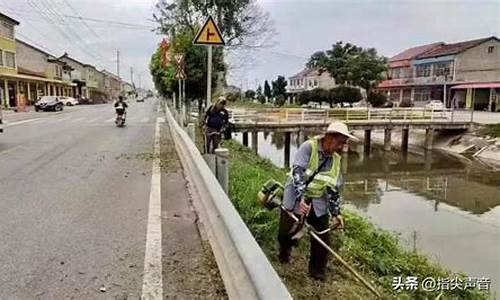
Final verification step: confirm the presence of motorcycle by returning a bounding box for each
[115,110,126,127]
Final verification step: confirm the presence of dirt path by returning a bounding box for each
[160,120,227,299]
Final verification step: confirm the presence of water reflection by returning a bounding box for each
[233,131,500,294]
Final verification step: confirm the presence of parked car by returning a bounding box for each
[35,96,64,112]
[59,96,78,106]
[425,100,444,111]
[136,97,144,102]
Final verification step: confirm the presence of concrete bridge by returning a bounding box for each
[231,107,472,168]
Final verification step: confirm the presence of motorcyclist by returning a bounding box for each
[114,96,128,124]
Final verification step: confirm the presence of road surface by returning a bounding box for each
[0,99,225,299]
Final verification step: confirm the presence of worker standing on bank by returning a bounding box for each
[203,96,229,154]
[278,121,358,281]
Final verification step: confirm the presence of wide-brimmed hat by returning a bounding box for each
[324,121,359,141]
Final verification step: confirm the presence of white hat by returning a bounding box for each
[325,121,359,141]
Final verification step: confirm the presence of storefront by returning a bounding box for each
[451,82,500,112]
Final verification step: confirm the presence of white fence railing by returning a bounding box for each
[229,107,473,124]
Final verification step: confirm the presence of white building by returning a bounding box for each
[286,68,336,103]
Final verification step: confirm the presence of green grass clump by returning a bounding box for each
[225,140,487,299]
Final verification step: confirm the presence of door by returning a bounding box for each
[7,81,16,108]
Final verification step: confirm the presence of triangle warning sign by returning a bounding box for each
[193,16,225,46]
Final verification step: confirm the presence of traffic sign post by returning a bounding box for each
[193,16,225,108]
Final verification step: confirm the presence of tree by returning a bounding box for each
[256,85,265,104]
[307,41,387,94]
[330,86,363,104]
[149,28,225,103]
[271,76,287,99]
[153,0,275,49]
[367,91,387,107]
[245,89,256,99]
[309,88,329,105]
[264,80,271,101]
[275,95,286,107]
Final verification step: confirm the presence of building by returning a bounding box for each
[59,53,89,100]
[102,70,121,101]
[16,39,75,104]
[378,36,500,111]
[0,12,19,109]
[286,68,336,102]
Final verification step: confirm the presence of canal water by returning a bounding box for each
[233,131,500,296]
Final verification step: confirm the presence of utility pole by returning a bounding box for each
[130,67,134,86]
[117,49,120,77]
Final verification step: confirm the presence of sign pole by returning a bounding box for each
[207,45,213,109]
[178,78,182,110]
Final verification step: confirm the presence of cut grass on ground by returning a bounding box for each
[224,140,487,300]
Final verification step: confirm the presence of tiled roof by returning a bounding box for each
[390,42,443,62]
[416,36,498,59]
[289,68,325,79]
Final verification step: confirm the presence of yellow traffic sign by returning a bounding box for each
[193,16,225,46]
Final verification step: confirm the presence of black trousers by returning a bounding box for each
[278,207,331,276]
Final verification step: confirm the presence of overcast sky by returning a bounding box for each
[0,0,498,91]
[0,0,159,89]
[230,0,499,90]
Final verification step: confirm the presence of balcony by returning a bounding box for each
[379,75,454,88]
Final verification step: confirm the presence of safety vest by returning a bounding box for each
[302,138,341,199]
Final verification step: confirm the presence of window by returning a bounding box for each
[488,46,494,53]
[0,49,3,66]
[434,61,453,77]
[391,68,401,79]
[314,79,318,87]
[5,51,15,68]
[414,88,431,102]
[415,64,431,77]
[0,22,14,39]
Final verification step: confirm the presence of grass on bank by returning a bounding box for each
[479,123,500,138]
[223,140,487,300]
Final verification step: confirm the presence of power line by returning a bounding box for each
[0,6,152,29]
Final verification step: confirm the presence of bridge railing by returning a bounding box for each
[229,107,473,124]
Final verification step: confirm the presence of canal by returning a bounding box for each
[233,131,500,296]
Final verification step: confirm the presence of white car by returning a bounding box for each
[59,96,79,106]
[425,100,444,111]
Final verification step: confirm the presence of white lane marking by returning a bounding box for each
[141,117,163,299]
[5,118,41,127]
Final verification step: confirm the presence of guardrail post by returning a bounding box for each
[431,108,434,121]
[187,123,196,143]
[301,110,305,121]
[367,108,371,120]
[285,109,289,121]
[203,154,216,175]
[215,148,229,194]
[346,109,349,121]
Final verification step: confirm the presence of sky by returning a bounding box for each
[228,0,499,90]
[0,0,159,90]
[0,0,497,92]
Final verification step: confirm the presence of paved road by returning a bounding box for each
[0,100,224,299]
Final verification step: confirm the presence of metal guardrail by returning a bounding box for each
[229,107,473,124]
[164,102,292,300]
